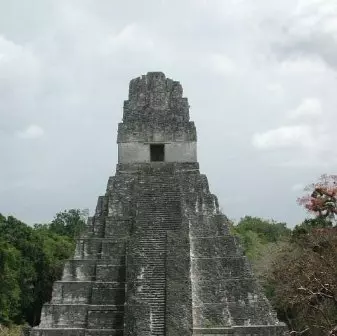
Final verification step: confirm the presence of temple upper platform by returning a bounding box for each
[117,72,197,164]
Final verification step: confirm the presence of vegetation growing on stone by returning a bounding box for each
[0,325,22,336]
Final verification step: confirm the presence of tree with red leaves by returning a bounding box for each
[297,174,337,224]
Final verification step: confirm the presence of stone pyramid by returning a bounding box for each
[32,72,288,336]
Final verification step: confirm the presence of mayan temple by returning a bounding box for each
[32,72,287,336]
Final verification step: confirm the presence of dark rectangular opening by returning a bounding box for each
[150,144,165,162]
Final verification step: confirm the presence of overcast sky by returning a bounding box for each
[1,0,336,226]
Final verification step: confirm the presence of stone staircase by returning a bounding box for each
[130,171,182,336]
[135,233,167,336]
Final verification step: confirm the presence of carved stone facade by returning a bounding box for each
[32,72,288,336]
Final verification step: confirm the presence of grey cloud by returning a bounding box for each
[0,0,336,226]
[267,0,337,70]
[275,33,337,69]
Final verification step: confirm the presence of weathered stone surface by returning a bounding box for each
[32,72,287,336]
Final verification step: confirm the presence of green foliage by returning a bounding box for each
[28,228,74,325]
[235,216,291,243]
[233,216,291,261]
[245,212,337,335]
[0,209,82,326]
[0,215,45,325]
[0,241,21,325]
[292,216,332,239]
[49,209,86,239]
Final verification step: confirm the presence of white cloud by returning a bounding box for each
[0,35,41,125]
[0,35,41,84]
[16,124,45,139]
[291,183,304,192]
[278,56,328,73]
[267,83,284,96]
[209,53,237,75]
[287,98,323,120]
[294,0,337,35]
[252,125,314,150]
[104,23,155,54]
[275,0,337,69]
[294,0,337,33]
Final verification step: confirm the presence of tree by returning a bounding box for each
[235,216,290,243]
[292,217,333,239]
[233,216,291,260]
[0,215,43,325]
[297,175,337,224]
[0,213,76,326]
[30,227,74,325]
[48,209,87,239]
[0,240,21,325]
[268,228,337,335]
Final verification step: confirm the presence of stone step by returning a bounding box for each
[142,299,165,303]
[138,191,178,194]
[132,244,166,247]
[39,304,124,329]
[136,239,167,241]
[136,246,166,249]
[51,281,125,305]
[193,325,288,335]
[136,236,168,239]
[137,262,165,266]
[140,294,165,297]
[137,218,181,220]
[139,197,178,200]
[136,245,166,249]
[136,241,166,244]
[141,278,165,281]
[136,234,168,237]
[136,242,166,244]
[137,201,180,204]
[134,251,166,255]
[151,311,165,315]
[135,250,166,253]
[62,261,125,282]
[141,288,165,291]
[138,190,177,192]
[31,328,124,336]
